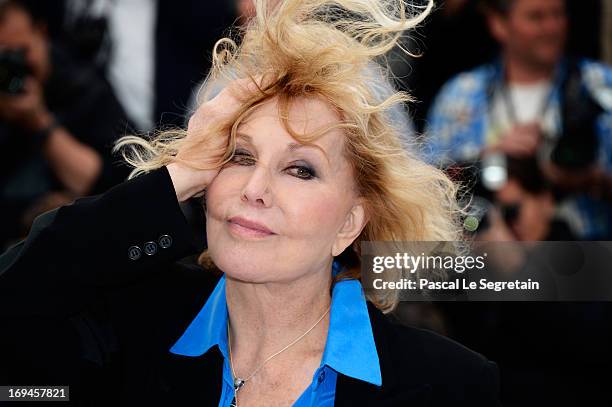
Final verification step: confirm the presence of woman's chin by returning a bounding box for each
[223,270,269,284]
[211,254,273,283]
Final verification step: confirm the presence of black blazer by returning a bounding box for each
[0,166,500,406]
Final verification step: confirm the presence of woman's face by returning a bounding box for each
[205,96,366,283]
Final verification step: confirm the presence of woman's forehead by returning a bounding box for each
[243,95,340,126]
[238,96,346,151]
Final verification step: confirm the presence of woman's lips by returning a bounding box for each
[228,217,275,238]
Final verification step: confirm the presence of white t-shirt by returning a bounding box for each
[488,80,555,144]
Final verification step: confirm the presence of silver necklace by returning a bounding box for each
[227,304,331,406]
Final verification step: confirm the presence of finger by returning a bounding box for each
[224,75,273,102]
[513,122,538,134]
[523,122,541,132]
[506,144,533,158]
[502,139,528,154]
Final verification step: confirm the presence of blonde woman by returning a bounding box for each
[0,0,500,405]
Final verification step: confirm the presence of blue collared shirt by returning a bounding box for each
[169,264,382,406]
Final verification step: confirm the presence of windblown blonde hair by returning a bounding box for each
[114,0,463,312]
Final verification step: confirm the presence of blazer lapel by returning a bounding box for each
[335,375,432,406]
[334,303,433,406]
[157,347,224,405]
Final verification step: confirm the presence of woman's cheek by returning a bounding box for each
[285,193,344,238]
[206,172,242,211]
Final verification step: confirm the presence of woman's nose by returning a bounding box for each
[240,165,273,207]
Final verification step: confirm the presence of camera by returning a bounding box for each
[0,48,30,95]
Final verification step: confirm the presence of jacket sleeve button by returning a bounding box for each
[144,241,158,256]
[158,234,173,249]
[128,246,142,260]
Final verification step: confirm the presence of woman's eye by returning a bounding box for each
[287,165,316,180]
[231,151,255,165]
[230,152,315,179]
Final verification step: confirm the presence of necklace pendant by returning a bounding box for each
[233,378,245,391]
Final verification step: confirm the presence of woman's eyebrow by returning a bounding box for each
[236,133,254,145]
[287,142,330,164]
[236,132,330,164]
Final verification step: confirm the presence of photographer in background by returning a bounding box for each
[0,0,131,250]
[424,0,612,240]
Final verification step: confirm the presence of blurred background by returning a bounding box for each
[0,0,611,405]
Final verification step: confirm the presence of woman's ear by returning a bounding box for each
[331,198,368,257]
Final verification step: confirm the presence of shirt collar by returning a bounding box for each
[169,265,382,387]
[169,276,229,358]
[320,278,382,386]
